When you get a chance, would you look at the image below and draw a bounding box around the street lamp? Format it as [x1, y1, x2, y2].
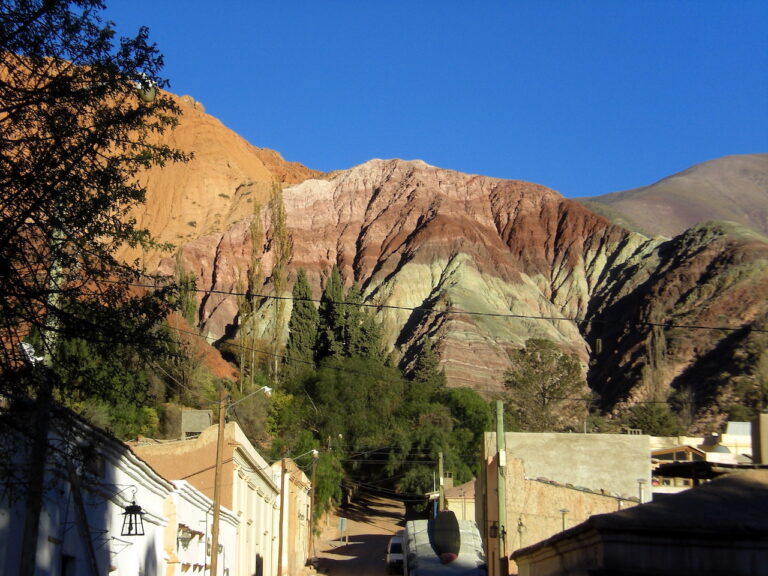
[177, 526, 194, 550]
[210, 385, 272, 576]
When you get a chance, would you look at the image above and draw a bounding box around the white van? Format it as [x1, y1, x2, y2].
[386, 531, 405, 573]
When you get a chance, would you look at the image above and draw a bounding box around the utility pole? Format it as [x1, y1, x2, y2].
[308, 451, 319, 561]
[438, 451, 445, 511]
[496, 400, 508, 573]
[210, 388, 228, 576]
[277, 457, 287, 576]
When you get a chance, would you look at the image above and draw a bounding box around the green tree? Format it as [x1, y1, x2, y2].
[0, 0, 185, 384]
[269, 183, 291, 378]
[175, 257, 198, 326]
[0, 5, 185, 569]
[406, 337, 447, 405]
[504, 339, 589, 432]
[235, 209, 264, 392]
[284, 268, 319, 381]
[625, 403, 683, 436]
[315, 265, 345, 360]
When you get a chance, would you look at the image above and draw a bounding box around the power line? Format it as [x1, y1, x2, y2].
[105, 279, 768, 334]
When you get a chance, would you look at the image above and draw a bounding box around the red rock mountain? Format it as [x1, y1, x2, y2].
[140, 95, 768, 433]
[119, 93, 318, 270]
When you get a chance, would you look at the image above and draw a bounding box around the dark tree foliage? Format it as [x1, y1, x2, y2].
[0, 5, 185, 571]
[278, 284, 493, 508]
[406, 337, 447, 405]
[625, 403, 683, 436]
[283, 268, 318, 381]
[315, 265, 345, 360]
[0, 0, 186, 389]
[504, 338, 589, 432]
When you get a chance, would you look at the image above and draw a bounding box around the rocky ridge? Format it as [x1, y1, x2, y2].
[139, 96, 768, 431]
[119, 93, 318, 270]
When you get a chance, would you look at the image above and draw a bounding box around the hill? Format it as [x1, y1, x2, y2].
[132, 94, 768, 433]
[576, 154, 768, 237]
[118, 93, 319, 269]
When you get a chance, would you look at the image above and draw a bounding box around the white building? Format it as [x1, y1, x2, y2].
[0, 407, 173, 576]
[132, 422, 282, 576]
[166, 480, 239, 576]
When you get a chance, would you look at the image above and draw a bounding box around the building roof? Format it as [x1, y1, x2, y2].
[444, 479, 475, 500]
[654, 460, 768, 481]
[513, 470, 768, 560]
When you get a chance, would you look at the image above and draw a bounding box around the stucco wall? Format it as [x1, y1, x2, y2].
[502, 432, 650, 498]
[505, 459, 634, 557]
[481, 431, 650, 576]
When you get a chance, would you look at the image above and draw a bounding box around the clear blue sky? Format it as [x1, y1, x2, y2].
[105, 1, 767, 198]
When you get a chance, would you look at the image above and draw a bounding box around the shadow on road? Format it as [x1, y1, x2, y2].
[342, 493, 406, 527]
[314, 494, 406, 575]
[320, 532, 389, 557]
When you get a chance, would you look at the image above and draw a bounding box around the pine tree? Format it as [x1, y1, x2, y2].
[344, 282, 365, 356]
[315, 265, 345, 361]
[405, 337, 446, 405]
[284, 269, 319, 381]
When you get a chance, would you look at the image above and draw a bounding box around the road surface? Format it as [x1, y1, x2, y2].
[312, 494, 405, 576]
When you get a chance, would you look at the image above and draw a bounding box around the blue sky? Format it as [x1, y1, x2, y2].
[105, 1, 767, 198]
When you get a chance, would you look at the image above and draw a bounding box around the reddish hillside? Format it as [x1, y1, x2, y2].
[119, 92, 319, 269]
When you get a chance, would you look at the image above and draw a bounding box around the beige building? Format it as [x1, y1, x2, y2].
[512, 470, 768, 576]
[272, 458, 312, 576]
[445, 479, 476, 522]
[480, 431, 650, 576]
[132, 422, 281, 576]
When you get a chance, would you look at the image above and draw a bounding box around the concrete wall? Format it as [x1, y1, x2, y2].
[505, 458, 634, 562]
[167, 480, 239, 576]
[273, 459, 311, 576]
[481, 431, 650, 576]
[502, 432, 650, 498]
[0, 413, 174, 576]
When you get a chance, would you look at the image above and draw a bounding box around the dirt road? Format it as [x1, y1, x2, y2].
[311, 494, 405, 576]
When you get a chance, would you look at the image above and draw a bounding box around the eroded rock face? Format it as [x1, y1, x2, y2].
[165, 160, 649, 393]
[161, 157, 768, 428]
[121, 93, 318, 270]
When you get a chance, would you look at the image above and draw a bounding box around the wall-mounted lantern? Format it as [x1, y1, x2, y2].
[489, 521, 499, 539]
[177, 526, 194, 550]
[121, 493, 146, 536]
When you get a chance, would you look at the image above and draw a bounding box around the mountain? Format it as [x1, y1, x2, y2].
[575, 154, 768, 238]
[118, 93, 319, 269]
[137, 95, 768, 433]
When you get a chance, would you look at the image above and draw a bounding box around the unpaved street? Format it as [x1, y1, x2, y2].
[312, 495, 405, 576]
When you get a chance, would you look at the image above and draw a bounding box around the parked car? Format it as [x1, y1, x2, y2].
[386, 531, 405, 573]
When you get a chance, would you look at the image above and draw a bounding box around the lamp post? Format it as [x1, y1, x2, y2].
[210, 385, 272, 576]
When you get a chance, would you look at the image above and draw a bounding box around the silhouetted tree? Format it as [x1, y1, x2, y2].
[0, 0, 186, 383]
